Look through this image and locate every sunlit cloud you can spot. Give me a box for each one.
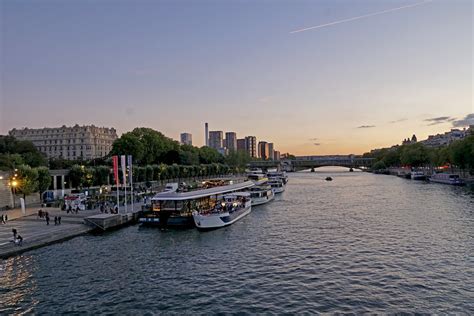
[309,138,319,141]
[357,125,376,129]
[313,143,321,146]
[424,116,456,126]
[290,0,432,33]
[452,113,474,127]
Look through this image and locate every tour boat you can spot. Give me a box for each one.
[268,179,285,194]
[139,181,255,228]
[429,173,465,186]
[192,192,252,230]
[247,173,268,186]
[249,185,275,206]
[411,171,426,180]
[266,171,289,184]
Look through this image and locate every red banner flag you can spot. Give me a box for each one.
[112,155,120,186]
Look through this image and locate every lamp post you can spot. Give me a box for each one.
[11,180,18,208]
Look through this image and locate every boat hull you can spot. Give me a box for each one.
[251,193,275,206]
[193,205,251,230]
[429,178,466,186]
[272,187,285,194]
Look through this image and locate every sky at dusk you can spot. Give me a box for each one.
[1,0,472,155]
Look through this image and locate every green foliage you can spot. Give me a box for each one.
[449,135,474,170]
[16,165,39,197]
[400,143,430,167]
[94,166,110,186]
[36,167,51,197]
[69,165,86,189]
[0,136,47,169]
[225,150,251,168]
[372,160,387,170]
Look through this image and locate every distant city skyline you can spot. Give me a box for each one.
[1,0,472,155]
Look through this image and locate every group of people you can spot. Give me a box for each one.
[99,202,119,214]
[61,204,81,214]
[37,209,61,225]
[1,214,8,224]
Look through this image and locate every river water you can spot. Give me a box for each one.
[1,168,473,314]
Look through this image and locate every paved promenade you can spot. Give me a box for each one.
[0,203,144,259]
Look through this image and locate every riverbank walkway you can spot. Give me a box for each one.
[0,203,144,259]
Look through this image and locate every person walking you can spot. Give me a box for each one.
[58,216,61,225]
[54,216,58,225]
[12,228,17,239]
[4,214,7,222]
[1,214,4,224]
[45,214,50,225]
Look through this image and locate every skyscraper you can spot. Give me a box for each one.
[258,141,269,160]
[268,143,274,160]
[225,132,237,152]
[273,150,281,161]
[205,123,209,147]
[208,131,223,150]
[180,133,192,145]
[237,138,246,152]
[245,136,257,158]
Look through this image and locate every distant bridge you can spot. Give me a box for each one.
[248,155,375,172]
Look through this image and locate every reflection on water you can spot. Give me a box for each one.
[1,167,473,313]
[0,255,38,314]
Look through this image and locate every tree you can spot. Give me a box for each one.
[69,165,85,189]
[111,133,145,163]
[199,146,223,164]
[16,165,39,200]
[449,135,474,171]
[372,160,387,170]
[94,166,110,186]
[0,135,47,169]
[400,143,429,167]
[36,167,51,202]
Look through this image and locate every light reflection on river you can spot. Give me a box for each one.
[1,167,473,314]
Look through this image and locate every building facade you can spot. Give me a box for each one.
[245,136,257,158]
[224,132,237,152]
[9,125,117,160]
[208,131,224,150]
[268,143,275,160]
[258,141,270,160]
[273,150,281,161]
[180,133,192,146]
[237,138,247,152]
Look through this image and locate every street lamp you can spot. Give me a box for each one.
[11,180,18,208]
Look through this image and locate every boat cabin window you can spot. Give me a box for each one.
[449,175,459,179]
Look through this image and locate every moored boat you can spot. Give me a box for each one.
[268,179,285,194]
[429,173,465,186]
[192,192,252,230]
[267,171,288,184]
[139,181,254,228]
[411,171,426,180]
[249,185,275,206]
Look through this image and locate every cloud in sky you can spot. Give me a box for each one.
[290,0,432,33]
[313,143,321,146]
[424,116,456,126]
[357,125,376,129]
[309,138,318,141]
[452,113,474,127]
[389,118,407,124]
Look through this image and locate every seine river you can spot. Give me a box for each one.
[1,168,473,314]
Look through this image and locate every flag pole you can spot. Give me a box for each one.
[113,155,120,214]
[121,155,128,214]
[128,155,134,213]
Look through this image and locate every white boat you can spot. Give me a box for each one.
[268,179,285,194]
[192,192,252,230]
[247,173,268,186]
[139,181,254,228]
[429,173,465,186]
[249,185,274,206]
[411,171,426,180]
[266,171,288,184]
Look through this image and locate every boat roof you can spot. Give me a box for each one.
[151,181,255,201]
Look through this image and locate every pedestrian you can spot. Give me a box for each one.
[4,214,7,222]
[58,216,61,225]
[1,214,4,224]
[45,214,50,225]
[12,228,17,239]
[54,216,58,225]
[16,234,23,246]
[100,204,104,213]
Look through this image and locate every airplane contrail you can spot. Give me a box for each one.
[290,0,433,34]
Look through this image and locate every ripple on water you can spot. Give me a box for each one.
[1,169,473,314]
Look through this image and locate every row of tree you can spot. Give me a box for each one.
[67,163,240,189]
[12,165,52,200]
[364,134,474,171]
[0,136,47,170]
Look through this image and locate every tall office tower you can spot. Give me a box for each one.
[245,136,257,158]
[258,141,270,160]
[273,150,281,161]
[208,131,224,150]
[268,143,274,160]
[237,138,247,152]
[205,123,209,147]
[180,133,192,145]
[224,132,237,152]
